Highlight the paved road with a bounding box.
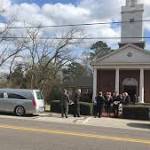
[0,117,149,150]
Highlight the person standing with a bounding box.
[105,92,113,117]
[73,89,81,117]
[132,94,137,104]
[123,92,131,105]
[93,94,98,118]
[112,92,121,118]
[60,89,69,118]
[95,91,105,118]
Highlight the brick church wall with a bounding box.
[97,69,115,94]
[96,69,150,103]
[144,70,150,103]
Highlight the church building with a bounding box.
[92,0,150,103]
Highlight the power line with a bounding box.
[3,19,150,29]
[1,36,150,40]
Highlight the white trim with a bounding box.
[94,65,150,69]
[115,68,120,93]
[95,62,150,65]
[93,68,97,101]
[139,68,144,103]
[92,44,150,66]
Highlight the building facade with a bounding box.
[92,0,150,103]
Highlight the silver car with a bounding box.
[0,89,45,116]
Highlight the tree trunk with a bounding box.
[30,73,34,89]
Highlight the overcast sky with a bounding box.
[0,0,150,50]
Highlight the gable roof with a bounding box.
[91,44,150,66]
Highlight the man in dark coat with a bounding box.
[95,91,105,118]
[73,89,81,117]
[93,96,97,118]
[60,89,69,118]
[122,92,131,105]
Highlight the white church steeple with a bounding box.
[120,0,144,48]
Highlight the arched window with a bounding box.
[122,78,138,86]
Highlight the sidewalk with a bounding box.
[0,112,149,132]
[36,112,150,132]
[33,113,90,125]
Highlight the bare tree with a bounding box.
[0,21,24,68]
[21,27,83,89]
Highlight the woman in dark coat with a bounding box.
[95,91,105,118]
[112,93,122,118]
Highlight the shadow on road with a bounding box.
[127,122,150,130]
[0,112,37,117]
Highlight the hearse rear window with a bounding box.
[36,91,44,100]
[8,93,26,99]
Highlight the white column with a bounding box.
[139,68,144,103]
[115,68,120,94]
[93,68,97,101]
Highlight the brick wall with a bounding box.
[97,69,115,94]
[96,69,150,103]
[144,70,150,103]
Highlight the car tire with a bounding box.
[15,106,25,116]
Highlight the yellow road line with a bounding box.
[0,124,149,145]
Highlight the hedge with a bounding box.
[122,104,150,120]
[80,102,93,115]
[50,100,61,113]
[50,100,93,116]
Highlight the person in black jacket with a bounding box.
[112,92,120,118]
[113,92,130,118]
[122,92,131,105]
[95,91,105,118]
[93,95,97,118]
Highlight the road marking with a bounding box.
[0,124,149,145]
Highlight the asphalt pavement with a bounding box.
[0,113,149,150]
[0,112,149,131]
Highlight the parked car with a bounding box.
[0,89,45,116]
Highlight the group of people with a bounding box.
[93,91,131,118]
[60,89,81,118]
[60,88,131,118]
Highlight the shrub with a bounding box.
[50,100,93,116]
[80,102,93,115]
[50,100,61,113]
[122,105,150,120]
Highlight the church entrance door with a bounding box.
[122,78,138,103]
[123,86,137,102]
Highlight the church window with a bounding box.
[130,18,135,23]
[127,52,133,57]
